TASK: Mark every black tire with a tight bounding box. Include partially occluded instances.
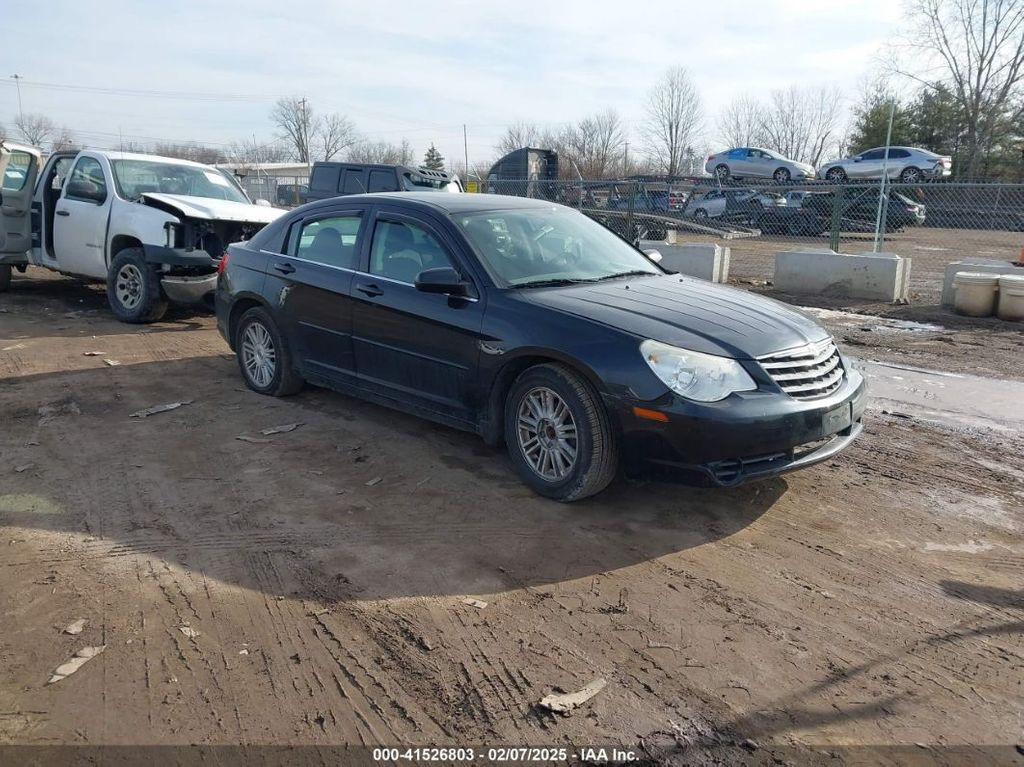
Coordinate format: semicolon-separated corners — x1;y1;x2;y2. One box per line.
714;164;730;181
825;167;847;182
693;208;709;220
773;167;791;183
504;363;618;502
899;166;923;183
0;264;11;292
107;248;168;323
234;306;303;397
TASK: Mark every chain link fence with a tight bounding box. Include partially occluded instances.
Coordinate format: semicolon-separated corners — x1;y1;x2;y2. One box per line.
478;176;1024;301
237;172;1024;301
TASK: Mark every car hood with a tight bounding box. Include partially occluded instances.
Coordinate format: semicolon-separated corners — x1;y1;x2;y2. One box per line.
140;193;285;223
521;274;830;359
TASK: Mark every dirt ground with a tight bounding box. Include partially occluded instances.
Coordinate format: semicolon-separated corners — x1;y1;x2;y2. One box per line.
1;268;1022;763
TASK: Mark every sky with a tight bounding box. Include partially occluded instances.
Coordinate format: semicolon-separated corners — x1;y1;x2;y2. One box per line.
1;0;906;165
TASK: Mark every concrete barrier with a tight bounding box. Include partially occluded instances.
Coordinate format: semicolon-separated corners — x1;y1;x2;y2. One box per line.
941;259;1024;307
642;242;730;283
774;249;912;302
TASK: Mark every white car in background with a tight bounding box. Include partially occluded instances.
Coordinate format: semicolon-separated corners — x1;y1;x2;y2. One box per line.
704;147;816;183
817;146;953;183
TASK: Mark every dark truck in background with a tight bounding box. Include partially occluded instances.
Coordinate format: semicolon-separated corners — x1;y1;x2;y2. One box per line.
303;163;462;204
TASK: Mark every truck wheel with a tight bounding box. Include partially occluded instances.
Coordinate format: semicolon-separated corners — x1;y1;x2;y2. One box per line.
504;363;618;502
0;265;11;292
235;306;304;397
107;249;168;323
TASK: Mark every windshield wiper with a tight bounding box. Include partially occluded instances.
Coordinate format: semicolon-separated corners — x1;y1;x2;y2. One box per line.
510;278;591;289
591;270;657;282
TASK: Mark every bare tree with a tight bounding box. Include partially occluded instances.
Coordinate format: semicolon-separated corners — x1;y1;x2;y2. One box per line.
153;142;225;164
641;67;703;176
346;139;414;165
51;126;79;152
270;97;318;163
717;95;765;148
227;138;293;166
559;109;626;178
15;113;56;146
757;84;843;165
319;113;358;161
495;122;545;155
892;0;1024;178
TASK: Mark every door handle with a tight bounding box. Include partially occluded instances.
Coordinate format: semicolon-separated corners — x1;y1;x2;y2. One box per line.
273;262;295;275
56;210;70;217
356;283;384;297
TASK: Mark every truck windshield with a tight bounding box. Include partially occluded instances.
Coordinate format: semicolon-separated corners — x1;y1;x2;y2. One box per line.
111;160;251;204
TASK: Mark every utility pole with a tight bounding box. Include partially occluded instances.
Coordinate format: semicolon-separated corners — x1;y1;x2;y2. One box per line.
463;124;469;185
300;97;311;171
872;100;896;253
10;74;23;121
624;141;629;176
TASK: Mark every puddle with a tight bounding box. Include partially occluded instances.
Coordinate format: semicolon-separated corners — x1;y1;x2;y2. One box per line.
798;306;946;333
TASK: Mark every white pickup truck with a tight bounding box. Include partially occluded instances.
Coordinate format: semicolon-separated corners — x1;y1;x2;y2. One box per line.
0;142;284;322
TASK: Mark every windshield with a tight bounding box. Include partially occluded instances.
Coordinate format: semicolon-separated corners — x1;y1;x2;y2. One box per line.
111;160;250;204
456;206;661;287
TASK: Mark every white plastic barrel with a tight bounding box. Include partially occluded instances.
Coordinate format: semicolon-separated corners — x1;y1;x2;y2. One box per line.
996;274;1024;321
953;272;999;317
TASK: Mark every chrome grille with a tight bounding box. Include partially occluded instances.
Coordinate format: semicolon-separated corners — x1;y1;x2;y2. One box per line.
759;340;844;400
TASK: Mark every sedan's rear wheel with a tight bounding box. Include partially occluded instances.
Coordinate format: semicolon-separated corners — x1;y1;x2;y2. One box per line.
504;363;618;501
235;306;303;396
899;166;923;183
714;164;730;181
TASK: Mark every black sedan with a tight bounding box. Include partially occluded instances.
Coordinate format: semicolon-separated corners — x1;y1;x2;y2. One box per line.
216;193;866;501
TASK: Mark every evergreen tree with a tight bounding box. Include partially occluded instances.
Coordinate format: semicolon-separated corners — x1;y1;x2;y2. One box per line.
423;144;445;170
848;83;913;154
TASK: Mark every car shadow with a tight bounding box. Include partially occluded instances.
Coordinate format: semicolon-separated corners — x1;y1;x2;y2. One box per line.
0;354;789;602
1;267;211;338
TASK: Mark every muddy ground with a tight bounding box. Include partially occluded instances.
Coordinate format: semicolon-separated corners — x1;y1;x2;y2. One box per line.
1;268;1022;763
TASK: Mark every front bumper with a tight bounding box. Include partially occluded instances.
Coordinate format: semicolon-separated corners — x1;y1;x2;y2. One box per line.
608;368;867;486
160;272;218;305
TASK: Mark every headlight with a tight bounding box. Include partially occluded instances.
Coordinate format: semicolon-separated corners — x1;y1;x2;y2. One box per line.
640;340;756;402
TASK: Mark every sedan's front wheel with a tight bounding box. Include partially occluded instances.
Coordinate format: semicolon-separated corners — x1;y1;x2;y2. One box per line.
235;306;303;397
504;363;618;501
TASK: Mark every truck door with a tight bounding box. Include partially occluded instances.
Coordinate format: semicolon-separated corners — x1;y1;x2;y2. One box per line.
0;143;42;258
52;155;112;279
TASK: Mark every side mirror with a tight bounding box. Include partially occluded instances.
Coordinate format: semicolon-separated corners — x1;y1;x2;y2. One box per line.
65;180;106;204
642;248;663;263
415;267;468;297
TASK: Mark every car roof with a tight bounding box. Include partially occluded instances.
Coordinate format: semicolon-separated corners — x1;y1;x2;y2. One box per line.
299;192;567;216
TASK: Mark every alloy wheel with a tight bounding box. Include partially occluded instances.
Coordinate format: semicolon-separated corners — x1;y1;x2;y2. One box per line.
241;321;277;388
115;264;144;310
516;386;578;481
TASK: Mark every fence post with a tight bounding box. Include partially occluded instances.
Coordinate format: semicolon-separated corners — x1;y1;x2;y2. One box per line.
828;184;843;252
625;180;637;243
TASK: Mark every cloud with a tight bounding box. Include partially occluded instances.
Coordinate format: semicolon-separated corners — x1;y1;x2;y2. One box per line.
2;0;896;162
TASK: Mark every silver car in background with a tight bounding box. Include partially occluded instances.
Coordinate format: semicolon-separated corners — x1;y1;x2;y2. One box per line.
704;147;816;183
817;146;952;183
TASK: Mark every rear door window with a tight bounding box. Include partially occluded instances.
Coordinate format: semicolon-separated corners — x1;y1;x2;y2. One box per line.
367;170;399;193
341;169;365;194
293;213;363;269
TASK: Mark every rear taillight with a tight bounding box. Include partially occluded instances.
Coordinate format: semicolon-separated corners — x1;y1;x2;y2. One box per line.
217;252;230;274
